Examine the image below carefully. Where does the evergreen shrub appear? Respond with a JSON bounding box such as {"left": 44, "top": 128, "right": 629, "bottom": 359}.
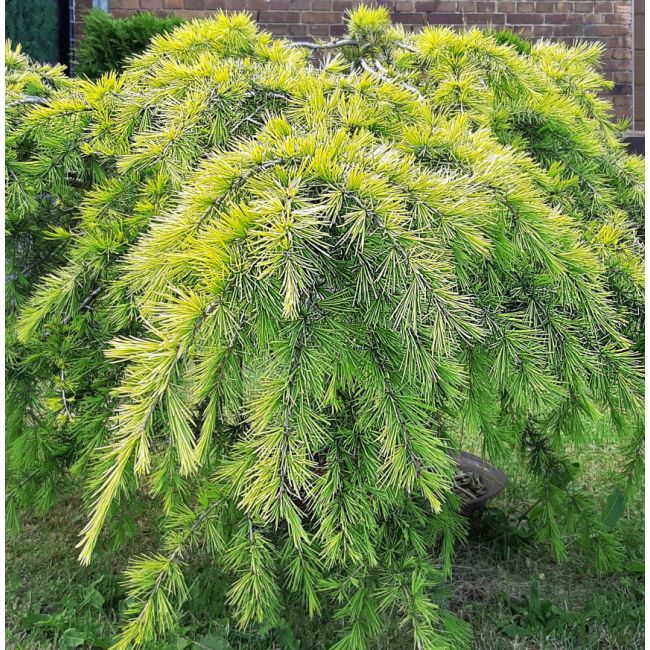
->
{"left": 5, "top": 8, "right": 645, "bottom": 648}
{"left": 492, "top": 27, "right": 532, "bottom": 55}
{"left": 75, "top": 9, "right": 184, "bottom": 79}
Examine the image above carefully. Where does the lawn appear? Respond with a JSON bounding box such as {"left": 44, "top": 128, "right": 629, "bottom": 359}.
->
{"left": 6, "top": 437, "right": 643, "bottom": 649}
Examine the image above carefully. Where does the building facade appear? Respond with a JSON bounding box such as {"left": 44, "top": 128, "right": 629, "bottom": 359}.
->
{"left": 76, "top": 0, "right": 644, "bottom": 128}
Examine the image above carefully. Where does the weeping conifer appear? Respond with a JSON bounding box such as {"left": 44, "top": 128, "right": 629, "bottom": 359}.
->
{"left": 5, "top": 8, "right": 644, "bottom": 648}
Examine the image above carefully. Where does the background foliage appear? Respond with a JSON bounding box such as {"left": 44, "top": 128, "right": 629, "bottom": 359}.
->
{"left": 75, "top": 10, "right": 185, "bottom": 79}
{"left": 5, "top": 0, "right": 61, "bottom": 64}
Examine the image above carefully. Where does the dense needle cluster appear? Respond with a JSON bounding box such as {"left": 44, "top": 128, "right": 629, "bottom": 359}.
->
{"left": 5, "top": 8, "right": 644, "bottom": 648}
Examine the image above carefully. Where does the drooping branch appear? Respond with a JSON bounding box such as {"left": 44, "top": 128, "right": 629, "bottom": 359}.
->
{"left": 113, "top": 496, "right": 226, "bottom": 650}
{"left": 369, "top": 345, "right": 423, "bottom": 477}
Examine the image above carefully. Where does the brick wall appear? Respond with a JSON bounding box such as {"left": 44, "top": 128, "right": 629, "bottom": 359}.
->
{"left": 75, "top": 0, "right": 93, "bottom": 53}
{"left": 76, "top": 0, "right": 636, "bottom": 118}
{"left": 634, "top": 0, "right": 644, "bottom": 129}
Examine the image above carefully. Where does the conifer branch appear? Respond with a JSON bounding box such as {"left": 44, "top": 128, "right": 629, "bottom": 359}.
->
{"left": 278, "top": 323, "right": 308, "bottom": 505}
{"left": 291, "top": 38, "right": 359, "bottom": 50}
{"left": 359, "top": 58, "right": 424, "bottom": 100}
{"left": 396, "top": 41, "right": 418, "bottom": 53}
{"left": 59, "top": 368, "right": 73, "bottom": 418}
{"left": 195, "top": 157, "right": 286, "bottom": 230}
{"left": 9, "top": 95, "right": 49, "bottom": 107}
{"left": 62, "top": 286, "right": 102, "bottom": 325}
{"left": 369, "top": 345, "right": 423, "bottom": 477}
{"left": 229, "top": 106, "right": 265, "bottom": 132}
{"left": 5, "top": 469, "right": 41, "bottom": 503}
{"left": 193, "top": 312, "right": 245, "bottom": 461}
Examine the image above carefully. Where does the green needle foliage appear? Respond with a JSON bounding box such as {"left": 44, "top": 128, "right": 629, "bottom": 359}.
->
{"left": 6, "top": 42, "right": 81, "bottom": 527}
{"left": 6, "top": 7, "right": 644, "bottom": 648}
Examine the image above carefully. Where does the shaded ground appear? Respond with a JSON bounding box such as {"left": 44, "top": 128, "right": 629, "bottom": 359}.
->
{"left": 6, "top": 441, "right": 644, "bottom": 649}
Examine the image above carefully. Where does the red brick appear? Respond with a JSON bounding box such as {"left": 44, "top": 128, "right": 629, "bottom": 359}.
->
{"left": 464, "top": 11, "right": 506, "bottom": 21}
{"left": 265, "top": 22, "right": 308, "bottom": 34}
{"left": 259, "top": 10, "right": 301, "bottom": 21}
{"left": 180, "top": 9, "right": 211, "bottom": 16}
{"left": 288, "top": 0, "right": 313, "bottom": 9}
{"left": 574, "top": 1, "right": 596, "bottom": 11}
{"left": 543, "top": 12, "right": 567, "bottom": 22}
{"left": 426, "top": 12, "right": 463, "bottom": 22}
{"left": 311, "top": 0, "right": 333, "bottom": 10}
{"left": 529, "top": 24, "right": 555, "bottom": 35}
{"left": 164, "top": 0, "right": 184, "bottom": 7}
{"left": 301, "top": 10, "right": 339, "bottom": 22}
{"left": 436, "top": 0, "right": 459, "bottom": 8}
{"left": 113, "top": 0, "right": 140, "bottom": 8}
{"left": 602, "top": 35, "right": 633, "bottom": 46}
{"left": 476, "top": 1, "right": 496, "bottom": 11}
{"left": 392, "top": 11, "right": 425, "bottom": 22}
{"left": 615, "top": 71, "right": 633, "bottom": 82}
{"left": 228, "top": 0, "right": 269, "bottom": 8}
{"left": 308, "top": 23, "right": 331, "bottom": 35}
{"left": 612, "top": 47, "right": 632, "bottom": 58}
{"left": 185, "top": 0, "right": 205, "bottom": 8}
{"left": 507, "top": 12, "right": 543, "bottom": 22}
{"left": 516, "top": 25, "right": 534, "bottom": 36}
{"left": 587, "top": 24, "right": 624, "bottom": 35}
{"left": 395, "top": 0, "right": 416, "bottom": 9}
{"left": 613, "top": 83, "right": 632, "bottom": 94}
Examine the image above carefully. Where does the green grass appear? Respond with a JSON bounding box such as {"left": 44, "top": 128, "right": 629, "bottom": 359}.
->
{"left": 6, "top": 441, "right": 644, "bottom": 649}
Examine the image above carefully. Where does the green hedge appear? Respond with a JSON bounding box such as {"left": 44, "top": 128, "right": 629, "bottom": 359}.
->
{"left": 493, "top": 28, "right": 532, "bottom": 55}
{"left": 75, "top": 9, "right": 184, "bottom": 79}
